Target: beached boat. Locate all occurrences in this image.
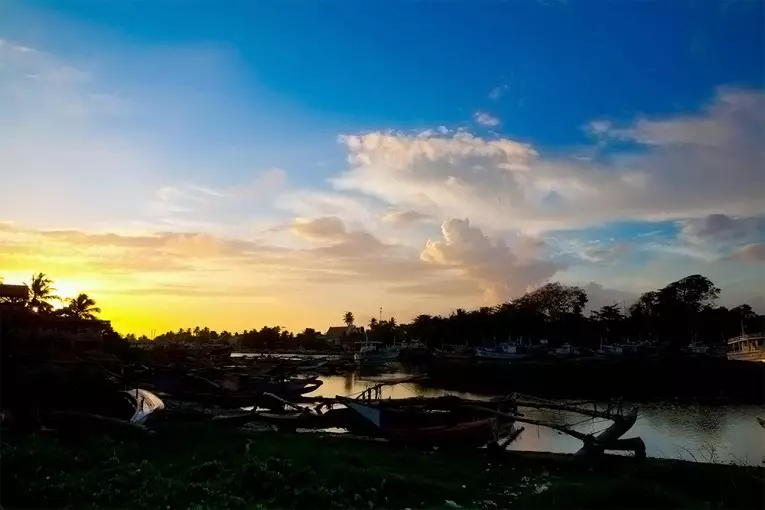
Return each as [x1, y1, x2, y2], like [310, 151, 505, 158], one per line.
[757, 417, 765, 429]
[726, 333, 765, 362]
[151, 372, 322, 405]
[337, 396, 503, 447]
[252, 407, 355, 431]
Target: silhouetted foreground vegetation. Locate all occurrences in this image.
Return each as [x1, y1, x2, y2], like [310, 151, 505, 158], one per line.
[2, 425, 762, 510]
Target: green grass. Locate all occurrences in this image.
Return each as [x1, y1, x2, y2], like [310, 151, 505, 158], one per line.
[2, 424, 762, 509]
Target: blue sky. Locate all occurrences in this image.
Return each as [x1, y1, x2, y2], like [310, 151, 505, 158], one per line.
[1, 0, 763, 333]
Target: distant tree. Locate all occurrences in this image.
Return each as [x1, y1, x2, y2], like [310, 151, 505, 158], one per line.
[516, 282, 588, 318]
[369, 317, 377, 329]
[62, 293, 101, 320]
[26, 272, 60, 313]
[343, 311, 355, 327]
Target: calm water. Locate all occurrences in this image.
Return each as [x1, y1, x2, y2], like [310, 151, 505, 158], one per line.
[308, 372, 765, 466]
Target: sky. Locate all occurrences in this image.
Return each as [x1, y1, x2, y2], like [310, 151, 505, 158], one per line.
[1, 0, 764, 335]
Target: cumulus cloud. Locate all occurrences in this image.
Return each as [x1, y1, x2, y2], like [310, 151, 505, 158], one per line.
[581, 282, 637, 312]
[381, 209, 431, 227]
[474, 111, 501, 127]
[334, 88, 765, 236]
[291, 216, 348, 241]
[732, 243, 765, 262]
[420, 218, 560, 301]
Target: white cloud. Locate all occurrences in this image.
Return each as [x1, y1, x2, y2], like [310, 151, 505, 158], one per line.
[381, 209, 431, 227]
[291, 216, 348, 241]
[474, 111, 501, 127]
[489, 84, 509, 101]
[581, 282, 637, 311]
[333, 88, 765, 236]
[421, 218, 560, 301]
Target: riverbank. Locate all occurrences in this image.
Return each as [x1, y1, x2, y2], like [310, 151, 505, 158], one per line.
[2, 425, 762, 509]
[426, 356, 765, 404]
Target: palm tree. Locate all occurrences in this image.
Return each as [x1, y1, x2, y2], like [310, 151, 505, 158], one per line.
[26, 272, 60, 313]
[343, 311, 355, 327]
[64, 293, 101, 320]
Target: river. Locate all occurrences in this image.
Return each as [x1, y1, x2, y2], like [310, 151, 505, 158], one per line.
[306, 371, 765, 466]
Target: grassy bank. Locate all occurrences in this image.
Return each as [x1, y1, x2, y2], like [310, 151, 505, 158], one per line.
[2, 424, 762, 509]
[426, 356, 765, 404]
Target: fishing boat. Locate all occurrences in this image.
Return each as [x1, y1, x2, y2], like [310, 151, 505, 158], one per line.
[151, 372, 322, 406]
[434, 344, 474, 360]
[726, 333, 765, 362]
[553, 342, 577, 357]
[475, 341, 528, 360]
[336, 396, 504, 447]
[354, 340, 400, 365]
[596, 339, 644, 357]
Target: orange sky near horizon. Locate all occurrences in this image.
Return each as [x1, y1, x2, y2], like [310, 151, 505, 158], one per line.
[0, 229, 460, 337]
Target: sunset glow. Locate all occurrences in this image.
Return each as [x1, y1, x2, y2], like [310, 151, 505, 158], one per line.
[1, 1, 763, 336]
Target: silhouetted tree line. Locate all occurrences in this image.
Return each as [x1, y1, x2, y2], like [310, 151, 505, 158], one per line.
[0, 273, 101, 320]
[7, 272, 760, 351]
[396, 275, 763, 350]
[142, 326, 328, 351]
[141, 274, 764, 352]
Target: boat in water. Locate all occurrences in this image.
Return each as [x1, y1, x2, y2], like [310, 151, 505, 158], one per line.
[337, 396, 508, 447]
[433, 344, 474, 360]
[475, 341, 528, 361]
[726, 333, 765, 362]
[354, 340, 400, 365]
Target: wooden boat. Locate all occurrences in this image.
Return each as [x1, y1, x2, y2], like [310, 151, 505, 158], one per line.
[757, 417, 765, 429]
[336, 396, 501, 447]
[475, 342, 528, 361]
[150, 372, 322, 407]
[433, 345, 474, 360]
[253, 407, 355, 431]
[726, 333, 765, 362]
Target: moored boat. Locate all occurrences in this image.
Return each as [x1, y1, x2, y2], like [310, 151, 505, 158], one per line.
[337, 396, 506, 447]
[434, 344, 474, 360]
[726, 333, 765, 362]
[475, 341, 527, 361]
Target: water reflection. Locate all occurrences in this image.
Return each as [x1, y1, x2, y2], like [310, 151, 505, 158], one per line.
[309, 372, 765, 466]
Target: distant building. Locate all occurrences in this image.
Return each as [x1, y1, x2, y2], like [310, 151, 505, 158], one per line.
[0, 284, 28, 311]
[323, 325, 364, 349]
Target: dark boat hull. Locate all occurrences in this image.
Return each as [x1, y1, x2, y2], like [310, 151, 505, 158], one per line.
[339, 397, 501, 447]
